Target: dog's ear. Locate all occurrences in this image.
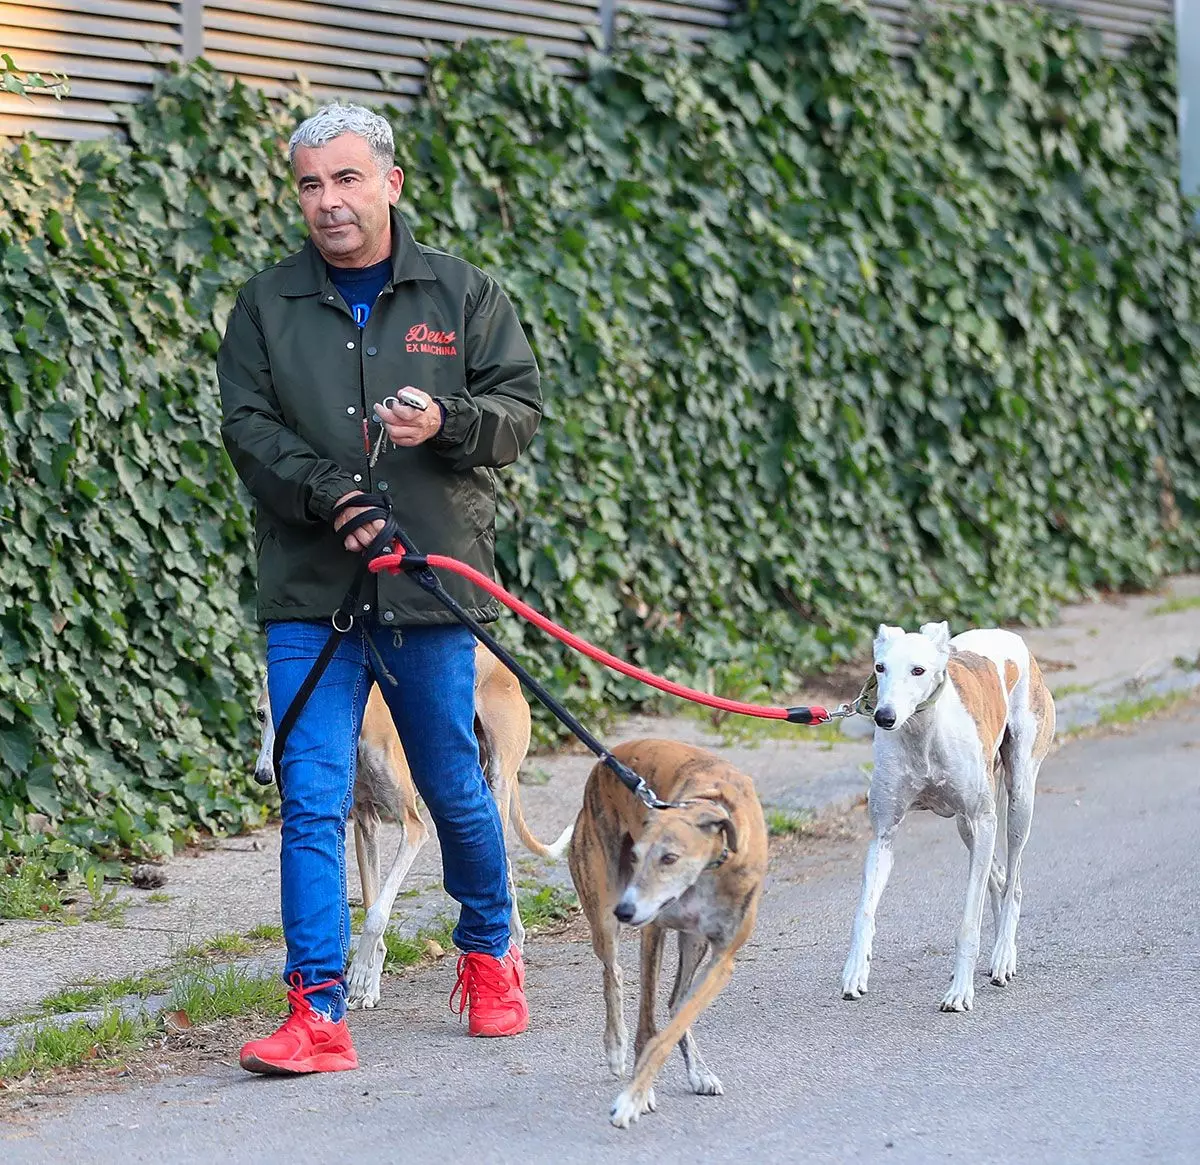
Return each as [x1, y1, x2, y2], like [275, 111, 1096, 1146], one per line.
[919, 621, 951, 651]
[694, 805, 739, 855]
[874, 624, 904, 649]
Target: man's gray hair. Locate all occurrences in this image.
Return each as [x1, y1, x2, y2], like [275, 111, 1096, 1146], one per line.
[288, 103, 395, 172]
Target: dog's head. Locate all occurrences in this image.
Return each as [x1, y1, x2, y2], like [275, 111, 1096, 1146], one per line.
[613, 796, 738, 927]
[871, 621, 951, 731]
[253, 680, 276, 786]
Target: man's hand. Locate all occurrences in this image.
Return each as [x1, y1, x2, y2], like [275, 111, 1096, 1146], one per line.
[374, 388, 441, 447]
[333, 491, 385, 553]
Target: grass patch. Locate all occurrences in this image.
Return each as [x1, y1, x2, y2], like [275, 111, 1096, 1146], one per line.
[147, 892, 173, 905]
[169, 965, 286, 1026]
[517, 884, 579, 932]
[246, 923, 284, 943]
[77, 866, 125, 925]
[1062, 688, 1195, 740]
[1052, 682, 1093, 698]
[1150, 594, 1200, 616]
[0, 1008, 153, 1081]
[174, 932, 253, 961]
[766, 808, 817, 838]
[0, 861, 62, 920]
[1096, 689, 1192, 728]
[38, 973, 170, 1016]
[382, 919, 457, 970]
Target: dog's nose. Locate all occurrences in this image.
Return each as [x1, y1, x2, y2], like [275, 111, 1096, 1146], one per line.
[874, 706, 897, 730]
[613, 901, 636, 923]
[253, 768, 275, 787]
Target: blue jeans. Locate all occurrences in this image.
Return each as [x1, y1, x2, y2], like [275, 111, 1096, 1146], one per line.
[265, 620, 512, 1021]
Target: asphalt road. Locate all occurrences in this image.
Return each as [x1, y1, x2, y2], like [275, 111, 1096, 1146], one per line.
[4, 706, 1198, 1164]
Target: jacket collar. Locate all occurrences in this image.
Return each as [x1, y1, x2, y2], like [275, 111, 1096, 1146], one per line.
[278, 206, 435, 298]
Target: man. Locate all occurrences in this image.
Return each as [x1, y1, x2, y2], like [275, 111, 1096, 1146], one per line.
[217, 103, 542, 1074]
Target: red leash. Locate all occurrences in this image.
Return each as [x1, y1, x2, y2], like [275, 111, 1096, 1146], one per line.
[370, 549, 833, 725]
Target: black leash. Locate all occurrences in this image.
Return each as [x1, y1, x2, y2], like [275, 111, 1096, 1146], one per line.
[267, 494, 398, 790]
[267, 497, 677, 810]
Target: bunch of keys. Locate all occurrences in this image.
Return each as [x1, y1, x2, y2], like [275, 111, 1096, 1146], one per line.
[369, 388, 428, 466]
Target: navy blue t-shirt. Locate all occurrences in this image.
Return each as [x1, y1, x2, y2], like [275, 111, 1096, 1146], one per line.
[327, 258, 391, 326]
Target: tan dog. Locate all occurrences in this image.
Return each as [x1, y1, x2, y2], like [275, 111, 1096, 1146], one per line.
[569, 739, 767, 1128]
[255, 643, 571, 1009]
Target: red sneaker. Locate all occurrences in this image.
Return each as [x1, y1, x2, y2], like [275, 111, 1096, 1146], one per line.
[450, 945, 529, 1037]
[239, 973, 359, 1075]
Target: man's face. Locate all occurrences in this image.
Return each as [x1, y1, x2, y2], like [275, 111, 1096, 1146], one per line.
[293, 132, 403, 268]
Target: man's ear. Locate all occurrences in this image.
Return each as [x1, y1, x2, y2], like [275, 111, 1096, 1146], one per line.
[919, 621, 951, 651]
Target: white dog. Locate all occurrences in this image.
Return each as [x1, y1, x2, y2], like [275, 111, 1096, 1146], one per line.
[841, 622, 1055, 1012]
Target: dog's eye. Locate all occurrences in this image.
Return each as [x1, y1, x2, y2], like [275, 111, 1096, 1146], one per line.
[911, 666, 926, 676]
[256, 710, 266, 723]
[660, 853, 678, 866]
[874, 663, 885, 674]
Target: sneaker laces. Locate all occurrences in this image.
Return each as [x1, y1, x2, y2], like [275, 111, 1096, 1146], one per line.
[449, 953, 510, 1018]
[285, 971, 340, 1022]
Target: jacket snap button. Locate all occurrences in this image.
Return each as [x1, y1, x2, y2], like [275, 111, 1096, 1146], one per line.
[383, 611, 395, 622]
[353, 473, 362, 483]
[366, 346, 378, 356]
[346, 341, 355, 350]
[346, 406, 356, 415]
[378, 481, 389, 491]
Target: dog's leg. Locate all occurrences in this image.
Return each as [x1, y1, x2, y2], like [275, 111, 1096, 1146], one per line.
[634, 925, 665, 1060]
[595, 912, 628, 1078]
[346, 803, 430, 1010]
[942, 804, 998, 1012]
[990, 753, 1040, 986]
[841, 821, 898, 1000]
[569, 809, 628, 1078]
[354, 803, 382, 913]
[669, 932, 722, 1096]
[623, 924, 666, 1118]
[611, 920, 749, 1129]
[506, 864, 526, 956]
[956, 811, 1005, 937]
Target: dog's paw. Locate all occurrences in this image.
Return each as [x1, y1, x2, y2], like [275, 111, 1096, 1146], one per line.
[688, 1066, 724, 1096]
[940, 978, 975, 1013]
[841, 960, 870, 1000]
[609, 1086, 656, 1129]
[345, 940, 386, 1010]
[345, 976, 381, 1010]
[606, 1043, 627, 1079]
[989, 938, 1018, 986]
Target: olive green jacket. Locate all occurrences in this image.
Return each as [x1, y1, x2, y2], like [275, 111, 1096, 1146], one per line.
[217, 209, 541, 625]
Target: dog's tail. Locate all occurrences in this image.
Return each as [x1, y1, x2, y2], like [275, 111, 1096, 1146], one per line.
[510, 778, 574, 860]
